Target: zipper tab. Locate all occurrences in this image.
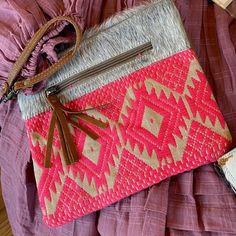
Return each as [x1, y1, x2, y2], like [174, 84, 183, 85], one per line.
[0, 88, 19, 104]
[45, 85, 59, 97]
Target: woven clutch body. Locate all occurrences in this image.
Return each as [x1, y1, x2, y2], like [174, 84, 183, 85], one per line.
[17, 0, 232, 227]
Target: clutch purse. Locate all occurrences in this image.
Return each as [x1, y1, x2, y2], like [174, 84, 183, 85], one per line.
[0, 0, 232, 227]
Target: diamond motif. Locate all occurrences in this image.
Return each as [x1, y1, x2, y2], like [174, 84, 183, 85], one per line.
[82, 136, 101, 165]
[141, 106, 163, 137]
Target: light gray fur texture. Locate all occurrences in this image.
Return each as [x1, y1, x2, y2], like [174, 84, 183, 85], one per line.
[18, 0, 190, 120]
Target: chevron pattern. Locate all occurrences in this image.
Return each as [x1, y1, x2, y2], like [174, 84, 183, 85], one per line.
[26, 49, 232, 227]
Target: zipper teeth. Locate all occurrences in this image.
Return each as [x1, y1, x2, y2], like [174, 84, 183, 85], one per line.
[46, 42, 153, 95]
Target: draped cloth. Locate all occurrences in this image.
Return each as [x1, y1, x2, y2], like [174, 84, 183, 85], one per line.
[0, 0, 236, 235]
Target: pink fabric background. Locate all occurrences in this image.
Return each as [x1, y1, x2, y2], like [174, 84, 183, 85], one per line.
[0, 0, 236, 235]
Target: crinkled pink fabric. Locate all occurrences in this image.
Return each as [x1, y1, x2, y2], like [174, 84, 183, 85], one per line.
[0, 0, 236, 235]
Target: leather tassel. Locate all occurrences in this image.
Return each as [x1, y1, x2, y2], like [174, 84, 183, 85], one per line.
[45, 95, 107, 168]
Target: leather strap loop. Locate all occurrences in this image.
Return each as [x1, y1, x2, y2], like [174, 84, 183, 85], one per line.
[0, 16, 82, 100]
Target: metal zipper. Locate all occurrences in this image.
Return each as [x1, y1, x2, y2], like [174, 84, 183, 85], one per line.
[45, 42, 153, 96]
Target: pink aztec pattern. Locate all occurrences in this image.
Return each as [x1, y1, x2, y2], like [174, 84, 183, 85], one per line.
[26, 49, 232, 227]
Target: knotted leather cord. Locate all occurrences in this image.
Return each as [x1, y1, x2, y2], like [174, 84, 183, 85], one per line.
[0, 16, 82, 102]
[45, 95, 108, 168]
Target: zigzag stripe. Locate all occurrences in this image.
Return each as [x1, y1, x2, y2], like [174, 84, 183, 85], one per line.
[145, 79, 181, 102]
[124, 139, 160, 169]
[31, 132, 67, 215]
[193, 112, 232, 140]
[183, 58, 202, 98]
[168, 118, 191, 164]
[119, 86, 136, 124]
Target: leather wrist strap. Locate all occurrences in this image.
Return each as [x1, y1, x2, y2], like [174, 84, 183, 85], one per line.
[0, 16, 82, 103]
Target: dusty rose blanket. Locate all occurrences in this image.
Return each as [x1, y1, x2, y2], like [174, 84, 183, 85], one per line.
[0, 0, 236, 235]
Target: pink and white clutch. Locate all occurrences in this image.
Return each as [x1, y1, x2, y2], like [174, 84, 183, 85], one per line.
[3, 0, 232, 227]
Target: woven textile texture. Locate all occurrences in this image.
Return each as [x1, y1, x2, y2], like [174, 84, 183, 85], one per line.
[0, 0, 236, 235]
[26, 48, 231, 226]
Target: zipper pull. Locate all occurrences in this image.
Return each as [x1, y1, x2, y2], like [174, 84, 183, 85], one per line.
[45, 94, 108, 168]
[45, 85, 59, 96]
[0, 88, 19, 104]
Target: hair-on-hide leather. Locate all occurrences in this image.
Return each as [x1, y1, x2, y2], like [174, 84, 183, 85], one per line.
[18, 0, 190, 120]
